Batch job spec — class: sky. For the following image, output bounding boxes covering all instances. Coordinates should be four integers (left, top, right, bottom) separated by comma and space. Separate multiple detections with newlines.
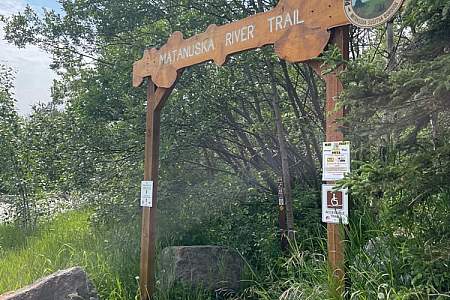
0, 0, 62, 115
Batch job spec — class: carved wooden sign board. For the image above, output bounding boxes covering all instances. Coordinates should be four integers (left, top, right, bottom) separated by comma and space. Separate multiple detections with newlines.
133, 0, 353, 88
133, 0, 404, 88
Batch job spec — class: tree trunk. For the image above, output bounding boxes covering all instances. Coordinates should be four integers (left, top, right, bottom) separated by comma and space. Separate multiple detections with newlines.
386, 21, 396, 71
269, 74, 295, 240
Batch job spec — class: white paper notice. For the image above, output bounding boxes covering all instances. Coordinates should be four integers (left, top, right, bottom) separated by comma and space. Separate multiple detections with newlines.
322, 184, 349, 224
141, 181, 153, 208
322, 141, 351, 181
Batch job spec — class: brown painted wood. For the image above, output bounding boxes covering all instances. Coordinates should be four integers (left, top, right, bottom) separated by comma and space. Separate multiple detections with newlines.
133, 0, 350, 88
140, 81, 157, 300
307, 25, 349, 297
154, 69, 185, 112
140, 78, 181, 300
325, 26, 349, 297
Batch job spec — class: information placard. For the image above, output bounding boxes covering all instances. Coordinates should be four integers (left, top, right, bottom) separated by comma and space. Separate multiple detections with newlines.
322, 184, 349, 224
277, 179, 285, 206
322, 141, 351, 181
141, 181, 153, 208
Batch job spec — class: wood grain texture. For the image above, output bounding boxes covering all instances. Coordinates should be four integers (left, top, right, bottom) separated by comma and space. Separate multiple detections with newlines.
140, 80, 180, 300
133, 0, 350, 88
308, 26, 349, 297
140, 82, 159, 300
325, 26, 349, 297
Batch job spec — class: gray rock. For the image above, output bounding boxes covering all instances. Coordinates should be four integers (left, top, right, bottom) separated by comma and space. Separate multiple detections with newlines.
160, 246, 244, 292
0, 267, 98, 300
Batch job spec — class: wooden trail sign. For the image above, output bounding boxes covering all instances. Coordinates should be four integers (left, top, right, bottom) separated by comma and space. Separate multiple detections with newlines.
134, 1, 405, 299
133, 0, 351, 88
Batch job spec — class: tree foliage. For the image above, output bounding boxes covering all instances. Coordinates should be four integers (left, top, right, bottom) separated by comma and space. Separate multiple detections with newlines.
1, 0, 449, 297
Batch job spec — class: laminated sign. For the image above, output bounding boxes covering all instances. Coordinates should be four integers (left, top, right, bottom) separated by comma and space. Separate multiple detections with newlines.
322, 184, 349, 224
141, 181, 153, 208
277, 179, 285, 206
322, 141, 351, 181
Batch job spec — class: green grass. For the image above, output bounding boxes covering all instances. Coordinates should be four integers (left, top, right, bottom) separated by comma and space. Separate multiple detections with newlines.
0, 211, 217, 300
0, 211, 140, 299
3, 209, 446, 300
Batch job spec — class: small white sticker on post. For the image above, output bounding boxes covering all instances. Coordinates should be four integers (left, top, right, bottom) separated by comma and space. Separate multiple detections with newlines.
141, 181, 153, 208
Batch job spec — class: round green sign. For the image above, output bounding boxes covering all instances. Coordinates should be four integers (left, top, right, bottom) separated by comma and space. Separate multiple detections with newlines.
344, 0, 403, 28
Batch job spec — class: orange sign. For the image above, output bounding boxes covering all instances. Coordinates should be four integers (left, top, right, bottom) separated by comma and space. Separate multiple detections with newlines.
133, 0, 351, 88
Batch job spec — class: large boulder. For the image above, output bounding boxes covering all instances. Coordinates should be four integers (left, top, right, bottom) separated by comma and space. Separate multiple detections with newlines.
160, 246, 244, 292
0, 267, 98, 300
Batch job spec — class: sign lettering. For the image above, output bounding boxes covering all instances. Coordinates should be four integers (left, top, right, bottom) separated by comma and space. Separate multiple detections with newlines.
225, 25, 255, 46
268, 9, 304, 33
159, 39, 215, 65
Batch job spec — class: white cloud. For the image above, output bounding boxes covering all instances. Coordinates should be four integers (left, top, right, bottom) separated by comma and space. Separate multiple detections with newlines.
0, 0, 25, 13
0, 0, 56, 115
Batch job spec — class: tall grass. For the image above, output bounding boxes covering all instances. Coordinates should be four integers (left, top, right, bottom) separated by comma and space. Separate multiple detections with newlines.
1, 209, 448, 299
242, 216, 450, 300
0, 211, 140, 299
241, 235, 330, 300
0, 211, 219, 300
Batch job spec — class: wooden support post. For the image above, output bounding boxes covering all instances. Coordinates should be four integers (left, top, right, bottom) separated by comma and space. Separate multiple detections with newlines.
140, 81, 160, 300
140, 73, 182, 300
325, 26, 349, 298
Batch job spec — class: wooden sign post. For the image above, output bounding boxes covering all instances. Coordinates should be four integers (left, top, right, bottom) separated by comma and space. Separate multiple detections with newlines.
325, 26, 349, 296
133, 0, 404, 298
307, 25, 349, 296
140, 76, 182, 299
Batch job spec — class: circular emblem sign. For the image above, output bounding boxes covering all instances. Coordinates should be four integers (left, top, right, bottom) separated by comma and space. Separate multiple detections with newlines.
344, 0, 404, 28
